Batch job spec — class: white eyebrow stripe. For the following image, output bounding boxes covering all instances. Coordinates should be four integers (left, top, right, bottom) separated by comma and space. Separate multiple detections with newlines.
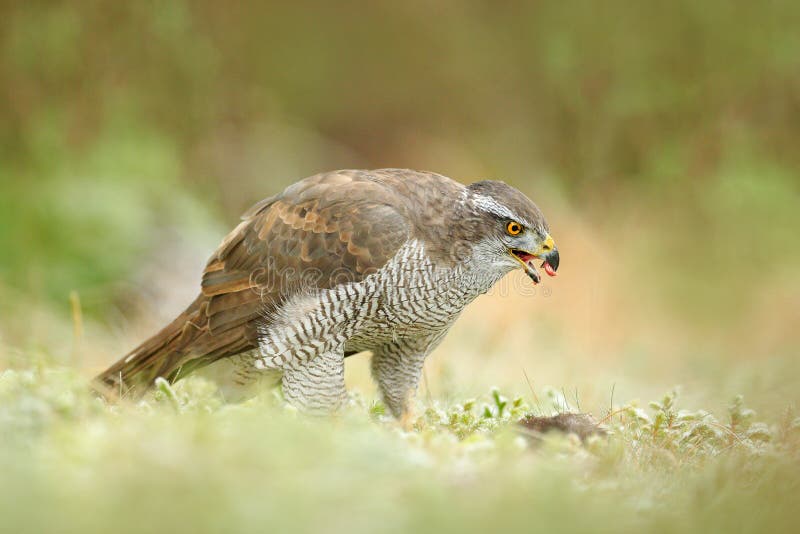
471, 193, 529, 226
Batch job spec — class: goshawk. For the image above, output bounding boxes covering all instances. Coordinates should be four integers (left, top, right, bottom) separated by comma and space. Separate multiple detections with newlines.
96, 169, 559, 417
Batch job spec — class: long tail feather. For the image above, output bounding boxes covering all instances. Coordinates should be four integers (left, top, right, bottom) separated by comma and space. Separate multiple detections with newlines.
93, 295, 254, 399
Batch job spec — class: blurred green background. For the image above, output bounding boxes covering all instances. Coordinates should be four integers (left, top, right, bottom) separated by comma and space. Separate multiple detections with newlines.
1, 1, 798, 412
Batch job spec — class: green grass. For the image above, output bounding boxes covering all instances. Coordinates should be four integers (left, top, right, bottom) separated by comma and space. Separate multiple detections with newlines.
1, 366, 798, 534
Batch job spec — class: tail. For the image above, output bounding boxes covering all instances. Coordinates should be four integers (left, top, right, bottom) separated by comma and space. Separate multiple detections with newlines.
93, 294, 256, 400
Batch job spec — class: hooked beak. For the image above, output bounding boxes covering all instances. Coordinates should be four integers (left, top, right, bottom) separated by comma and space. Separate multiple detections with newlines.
509, 234, 560, 284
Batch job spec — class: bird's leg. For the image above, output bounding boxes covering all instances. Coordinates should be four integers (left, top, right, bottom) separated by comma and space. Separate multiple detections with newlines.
281, 348, 347, 414
371, 335, 444, 422
255, 289, 363, 413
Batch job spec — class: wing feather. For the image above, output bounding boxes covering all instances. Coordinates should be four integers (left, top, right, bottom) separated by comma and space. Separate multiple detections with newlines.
198, 170, 411, 349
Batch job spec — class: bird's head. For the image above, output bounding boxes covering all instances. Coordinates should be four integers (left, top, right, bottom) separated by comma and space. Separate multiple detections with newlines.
464, 180, 559, 285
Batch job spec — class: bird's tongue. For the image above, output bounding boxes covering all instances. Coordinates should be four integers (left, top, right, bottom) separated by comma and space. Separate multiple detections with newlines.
514, 252, 557, 283
518, 253, 558, 278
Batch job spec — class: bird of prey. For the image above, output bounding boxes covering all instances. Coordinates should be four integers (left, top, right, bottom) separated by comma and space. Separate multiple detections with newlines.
95, 169, 559, 417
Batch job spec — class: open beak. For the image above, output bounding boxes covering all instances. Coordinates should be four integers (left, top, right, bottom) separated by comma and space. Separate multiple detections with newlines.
510, 234, 560, 285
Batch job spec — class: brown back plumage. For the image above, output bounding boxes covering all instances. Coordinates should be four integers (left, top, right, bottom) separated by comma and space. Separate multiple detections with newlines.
94, 169, 466, 398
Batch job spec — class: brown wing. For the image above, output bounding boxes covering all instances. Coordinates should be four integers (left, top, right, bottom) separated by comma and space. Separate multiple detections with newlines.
95, 170, 411, 394
202, 170, 411, 338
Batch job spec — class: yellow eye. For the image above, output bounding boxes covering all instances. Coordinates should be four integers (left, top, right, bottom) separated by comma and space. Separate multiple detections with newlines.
506, 221, 522, 235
